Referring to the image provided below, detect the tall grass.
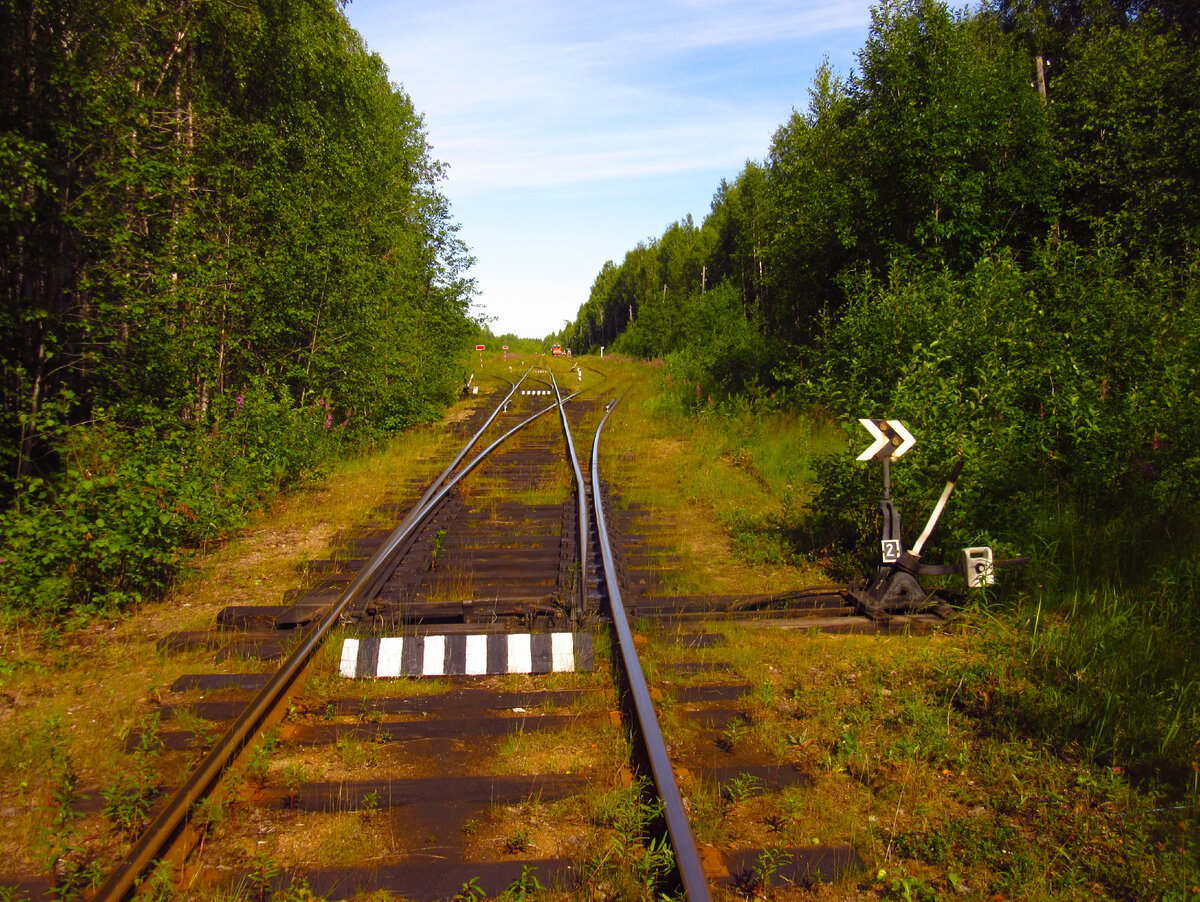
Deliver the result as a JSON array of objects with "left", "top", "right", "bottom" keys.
[
  {"left": 1045, "top": 588, "right": 1194, "bottom": 758},
  {"left": 960, "top": 572, "right": 1200, "bottom": 813}
]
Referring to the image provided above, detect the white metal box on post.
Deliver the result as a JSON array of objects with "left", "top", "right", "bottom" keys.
[{"left": 962, "top": 546, "right": 995, "bottom": 588}]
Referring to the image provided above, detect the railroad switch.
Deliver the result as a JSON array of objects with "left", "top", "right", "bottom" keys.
[
  {"left": 853, "top": 457, "right": 1003, "bottom": 620},
  {"left": 853, "top": 456, "right": 1031, "bottom": 620},
  {"left": 854, "top": 549, "right": 938, "bottom": 620}
]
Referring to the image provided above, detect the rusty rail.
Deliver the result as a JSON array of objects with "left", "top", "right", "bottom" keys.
[
  {"left": 551, "top": 369, "right": 590, "bottom": 623},
  {"left": 92, "top": 377, "right": 578, "bottom": 902},
  {"left": 590, "top": 396, "right": 713, "bottom": 902}
]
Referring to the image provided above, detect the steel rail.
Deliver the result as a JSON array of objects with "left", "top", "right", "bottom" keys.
[
  {"left": 336, "top": 384, "right": 584, "bottom": 608},
  {"left": 93, "top": 381, "right": 575, "bottom": 902},
  {"left": 399, "top": 369, "right": 533, "bottom": 534},
  {"left": 550, "top": 369, "right": 590, "bottom": 623},
  {"left": 590, "top": 397, "right": 713, "bottom": 902}
]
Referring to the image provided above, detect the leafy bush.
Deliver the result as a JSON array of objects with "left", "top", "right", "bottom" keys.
[
  {"left": 0, "top": 384, "right": 357, "bottom": 621},
  {"left": 798, "top": 242, "right": 1200, "bottom": 572},
  {"left": 644, "top": 283, "right": 771, "bottom": 413},
  {"left": 792, "top": 242, "right": 1200, "bottom": 790}
]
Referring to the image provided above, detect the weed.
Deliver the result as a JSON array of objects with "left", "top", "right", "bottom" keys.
[
  {"left": 187, "top": 717, "right": 219, "bottom": 760},
  {"left": 104, "top": 713, "right": 162, "bottom": 839},
  {"left": 452, "top": 877, "right": 486, "bottom": 902},
  {"left": 723, "top": 772, "right": 763, "bottom": 805},
  {"left": 281, "top": 763, "right": 307, "bottom": 810},
  {"left": 585, "top": 779, "right": 679, "bottom": 895},
  {"left": 247, "top": 849, "right": 280, "bottom": 902},
  {"left": 500, "top": 865, "right": 541, "bottom": 901},
  {"left": 718, "top": 715, "right": 750, "bottom": 752},
  {"left": 360, "top": 789, "right": 381, "bottom": 815},
  {"left": 356, "top": 700, "right": 384, "bottom": 724},
  {"left": 754, "top": 846, "right": 792, "bottom": 890},
  {"left": 244, "top": 730, "right": 280, "bottom": 791},
  {"left": 430, "top": 529, "right": 447, "bottom": 571},
  {"left": 751, "top": 680, "right": 778, "bottom": 707},
  {"left": 591, "top": 779, "right": 662, "bottom": 843},
  {"left": 272, "top": 876, "right": 324, "bottom": 902},
  {"left": 139, "top": 861, "right": 175, "bottom": 902},
  {"left": 637, "top": 834, "right": 676, "bottom": 895},
  {"left": 503, "top": 828, "right": 529, "bottom": 854},
  {"left": 192, "top": 792, "right": 228, "bottom": 836},
  {"left": 763, "top": 813, "right": 790, "bottom": 833},
  {"left": 335, "top": 734, "right": 380, "bottom": 769},
  {"left": 102, "top": 781, "right": 155, "bottom": 842},
  {"left": 734, "top": 846, "right": 793, "bottom": 899},
  {"left": 31, "top": 717, "right": 100, "bottom": 900},
  {"left": 497, "top": 728, "right": 527, "bottom": 761},
  {"left": 877, "top": 869, "right": 937, "bottom": 902}
]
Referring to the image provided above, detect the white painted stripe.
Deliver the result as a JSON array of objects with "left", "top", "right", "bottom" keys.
[
  {"left": 551, "top": 632, "right": 574, "bottom": 672},
  {"left": 508, "top": 633, "right": 532, "bottom": 673},
  {"left": 465, "top": 634, "right": 488, "bottom": 675},
  {"left": 423, "top": 635, "right": 446, "bottom": 676},
  {"left": 339, "top": 639, "right": 360, "bottom": 678},
  {"left": 341, "top": 633, "right": 593, "bottom": 677},
  {"left": 377, "top": 637, "right": 404, "bottom": 678}
]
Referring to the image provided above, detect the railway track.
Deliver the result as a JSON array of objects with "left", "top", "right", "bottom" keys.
[{"left": 7, "top": 360, "right": 966, "bottom": 901}]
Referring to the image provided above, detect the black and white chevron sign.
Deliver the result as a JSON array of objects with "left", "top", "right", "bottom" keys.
[{"left": 857, "top": 418, "right": 916, "bottom": 461}]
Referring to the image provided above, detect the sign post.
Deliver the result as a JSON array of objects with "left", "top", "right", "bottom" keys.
[
  {"left": 475, "top": 344, "right": 485, "bottom": 368},
  {"left": 857, "top": 419, "right": 915, "bottom": 564}
]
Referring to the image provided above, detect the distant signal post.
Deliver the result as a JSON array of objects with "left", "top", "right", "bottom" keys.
[{"left": 476, "top": 344, "right": 485, "bottom": 368}]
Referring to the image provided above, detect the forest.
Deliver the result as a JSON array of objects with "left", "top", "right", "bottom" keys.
[
  {"left": 0, "top": 0, "right": 477, "bottom": 619},
  {"left": 559, "top": 0, "right": 1199, "bottom": 572},
  {"left": 3, "top": 0, "right": 1197, "bottom": 653}
]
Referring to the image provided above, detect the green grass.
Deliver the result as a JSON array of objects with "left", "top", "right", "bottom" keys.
[{"left": 960, "top": 583, "right": 1200, "bottom": 800}]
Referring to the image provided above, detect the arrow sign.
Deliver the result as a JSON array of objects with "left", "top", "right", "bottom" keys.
[{"left": 857, "top": 419, "right": 917, "bottom": 461}]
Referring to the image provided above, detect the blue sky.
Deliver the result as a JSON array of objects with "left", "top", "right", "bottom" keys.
[{"left": 341, "top": 0, "right": 877, "bottom": 339}]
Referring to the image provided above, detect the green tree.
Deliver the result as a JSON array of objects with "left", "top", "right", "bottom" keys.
[
  {"left": 0, "top": 0, "right": 476, "bottom": 618},
  {"left": 1052, "top": 19, "right": 1200, "bottom": 256},
  {"left": 850, "top": 0, "right": 1056, "bottom": 267},
  {"left": 765, "top": 60, "right": 863, "bottom": 345}
]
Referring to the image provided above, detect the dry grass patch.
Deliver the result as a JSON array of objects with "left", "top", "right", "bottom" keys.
[
  {"left": 492, "top": 719, "right": 622, "bottom": 777},
  {"left": 0, "top": 407, "right": 478, "bottom": 881}
]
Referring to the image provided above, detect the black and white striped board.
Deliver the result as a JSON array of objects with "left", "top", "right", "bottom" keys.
[
  {"left": 339, "top": 633, "right": 594, "bottom": 679},
  {"left": 520, "top": 389, "right": 553, "bottom": 396}
]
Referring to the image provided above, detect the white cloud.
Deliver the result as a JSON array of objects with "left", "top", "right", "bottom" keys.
[{"left": 343, "top": 0, "right": 874, "bottom": 336}]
